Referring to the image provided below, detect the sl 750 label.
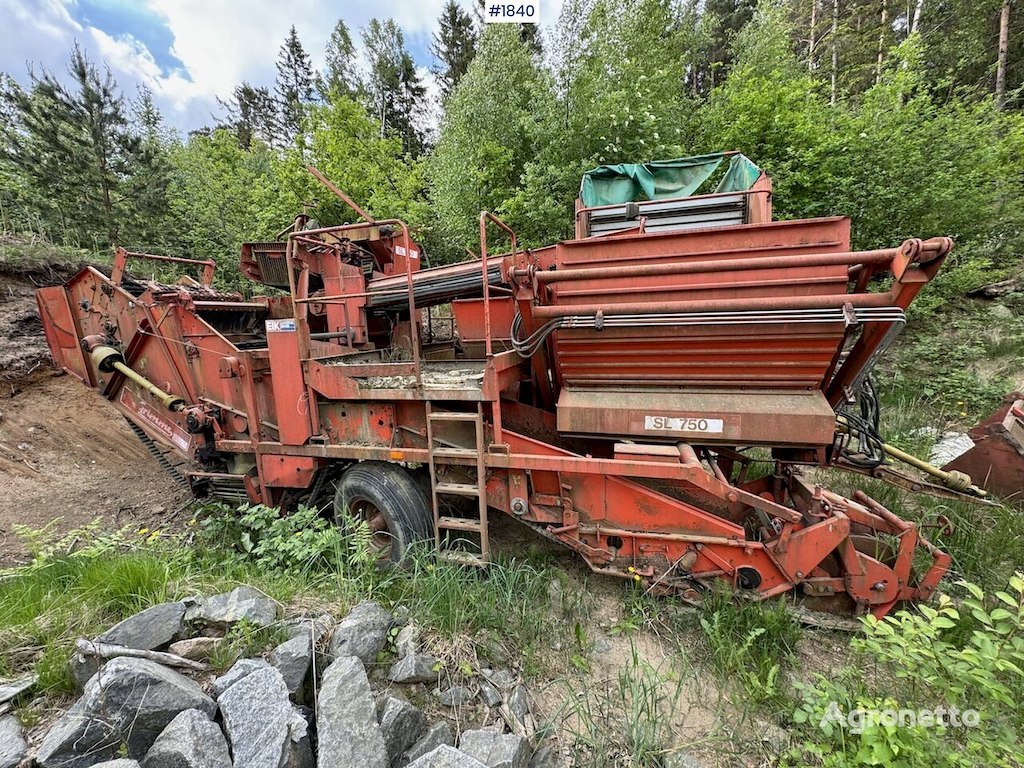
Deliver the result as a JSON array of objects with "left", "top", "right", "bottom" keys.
[{"left": 644, "top": 415, "right": 724, "bottom": 433}]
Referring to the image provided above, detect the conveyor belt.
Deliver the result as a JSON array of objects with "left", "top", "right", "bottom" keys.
[{"left": 366, "top": 256, "right": 505, "bottom": 311}]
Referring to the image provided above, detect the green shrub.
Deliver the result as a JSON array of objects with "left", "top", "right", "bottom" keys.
[
  {"left": 193, "top": 502, "right": 368, "bottom": 575},
  {"left": 786, "top": 575, "right": 1024, "bottom": 767}
]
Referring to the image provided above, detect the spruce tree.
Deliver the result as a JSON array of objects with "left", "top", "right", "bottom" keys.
[
  {"left": 3, "top": 45, "right": 141, "bottom": 247},
  {"left": 125, "top": 85, "right": 172, "bottom": 251},
  {"left": 432, "top": 0, "right": 478, "bottom": 101},
  {"left": 219, "top": 82, "right": 279, "bottom": 149},
  {"left": 275, "top": 25, "right": 314, "bottom": 142},
  {"left": 362, "top": 18, "right": 426, "bottom": 155},
  {"left": 321, "top": 19, "right": 360, "bottom": 99}
]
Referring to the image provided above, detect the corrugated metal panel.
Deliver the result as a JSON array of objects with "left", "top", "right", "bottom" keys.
[
  {"left": 548, "top": 218, "right": 853, "bottom": 390},
  {"left": 553, "top": 325, "right": 845, "bottom": 389},
  {"left": 587, "top": 194, "right": 748, "bottom": 236}
]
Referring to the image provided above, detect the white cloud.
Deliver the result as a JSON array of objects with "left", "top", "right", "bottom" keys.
[{"left": 0, "top": 0, "right": 564, "bottom": 131}]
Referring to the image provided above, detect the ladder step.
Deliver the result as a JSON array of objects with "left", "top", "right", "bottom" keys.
[
  {"left": 437, "top": 515, "right": 483, "bottom": 532},
  {"left": 429, "top": 411, "right": 480, "bottom": 422},
  {"left": 435, "top": 481, "right": 480, "bottom": 497},
  {"left": 432, "top": 447, "right": 479, "bottom": 459},
  {"left": 438, "top": 551, "right": 489, "bottom": 568}
]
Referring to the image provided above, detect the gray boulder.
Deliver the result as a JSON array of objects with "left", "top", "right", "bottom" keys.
[
  {"left": 283, "top": 615, "right": 332, "bottom": 645},
  {"left": 97, "top": 602, "right": 186, "bottom": 650},
  {"left": 328, "top": 601, "right": 395, "bottom": 666},
  {"left": 394, "top": 623, "right": 420, "bottom": 657},
  {"left": 438, "top": 686, "right": 473, "bottom": 707},
  {"left": 387, "top": 654, "right": 439, "bottom": 684},
  {"left": 36, "top": 658, "right": 216, "bottom": 768},
  {"left": 407, "top": 746, "right": 488, "bottom": 768},
  {"left": 377, "top": 696, "right": 427, "bottom": 765},
  {"left": 402, "top": 723, "right": 454, "bottom": 765},
  {"left": 458, "top": 728, "right": 530, "bottom": 768},
  {"left": 69, "top": 651, "right": 101, "bottom": 691},
  {"left": 0, "top": 675, "right": 36, "bottom": 705},
  {"left": 92, "top": 762, "right": 142, "bottom": 768},
  {"left": 316, "top": 656, "right": 387, "bottom": 768},
  {"left": 477, "top": 682, "right": 501, "bottom": 708},
  {"left": 527, "top": 746, "right": 558, "bottom": 768},
  {"left": 507, "top": 685, "right": 529, "bottom": 725},
  {"left": 268, "top": 633, "right": 313, "bottom": 701},
  {"left": 141, "top": 708, "right": 231, "bottom": 768},
  {"left": 186, "top": 586, "right": 278, "bottom": 628},
  {"left": 219, "top": 665, "right": 312, "bottom": 768},
  {"left": 0, "top": 715, "right": 27, "bottom": 768},
  {"left": 479, "top": 669, "right": 514, "bottom": 692},
  {"left": 663, "top": 753, "right": 708, "bottom": 768},
  {"left": 212, "top": 657, "right": 272, "bottom": 698}
]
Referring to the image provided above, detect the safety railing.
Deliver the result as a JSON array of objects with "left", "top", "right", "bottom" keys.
[
  {"left": 111, "top": 247, "right": 216, "bottom": 286},
  {"left": 289, "top": 220, "right": 420, "bottom": 385},
  {"left": 478, "top": 212, "right": 519, "bottom": 448}
]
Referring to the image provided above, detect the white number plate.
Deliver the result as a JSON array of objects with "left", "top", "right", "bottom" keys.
[{"left": 644, "top": 415, "right": 724, "bottom": 434}]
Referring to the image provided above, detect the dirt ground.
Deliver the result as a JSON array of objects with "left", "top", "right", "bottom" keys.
[{"left": 0, "top": 279, "right": 184, "bottom": 566}]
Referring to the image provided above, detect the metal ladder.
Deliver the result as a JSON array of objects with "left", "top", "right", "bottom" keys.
[{"left": 425, "top": 402, "right": 489, "bottom": 567}]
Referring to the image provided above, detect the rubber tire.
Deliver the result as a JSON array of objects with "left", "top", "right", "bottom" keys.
[{"left": 333, "top": 461, "right": 434, "bottom": 566}]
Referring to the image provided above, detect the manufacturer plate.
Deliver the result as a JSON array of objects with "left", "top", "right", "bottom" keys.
[
  {"left": 266, "top": 319, "right": 296, "bottom": 332},
  {"left": 644, "top": 415, "right": 725, "bottom": 434}
]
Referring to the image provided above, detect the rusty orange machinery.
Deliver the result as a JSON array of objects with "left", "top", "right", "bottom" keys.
[{"left": 36, "top": 170, "right": 957, "bottom": 619}]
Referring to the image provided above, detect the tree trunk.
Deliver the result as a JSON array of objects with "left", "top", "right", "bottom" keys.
[
  {"left": 876, "top": 0, "right": 888, "bottom": 83},
  {"left": 809, "top": 0, "right": 818, "bottom": 72},
  {"left": 831, "top": 0, "right": 840, "bottom": 105},
  {"left": 996, "top": 0, "right": 1011, "bottom": 108},
  {"left": 910, "top": 0, "right": 925, "bottom": 34}
]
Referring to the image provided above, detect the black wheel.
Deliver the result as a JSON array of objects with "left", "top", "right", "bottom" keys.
[{"left": 333, "top": 461, "right": 434, "bottom": 566}]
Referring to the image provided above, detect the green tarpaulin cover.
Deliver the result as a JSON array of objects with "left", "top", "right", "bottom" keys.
[{"left": 579, "top": 152, "right": 762, "bottom": 208}]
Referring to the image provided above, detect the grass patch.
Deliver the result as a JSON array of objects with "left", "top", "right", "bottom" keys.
[
  {"left": 0, "top": 549, "right": 176, "bottom": 693},
  {"left": 563, "top": 640, "right": 686, "bottom": 768},
  {"left": 877, "top": 300, "right": 1024, "bottom": 427},
  {"left": 696, "top": 587, "right": 802, "bottom": 707},
  {"left": 0, "top": 232, "right": 100, "bottom": 277}
]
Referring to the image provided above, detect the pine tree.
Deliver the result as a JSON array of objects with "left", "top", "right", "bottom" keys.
[
  {"left": 321, "top": 19, "right": 359, "bottom": 99},
  {"left": 219, "top": 82, "right": 279, "bottom": 149},
  {"left": 432, "top": 0, "right": 478, "bottom": 101},
  {"left": 275, "top": 25, "right": 314, "bottom": 142},
  {"left": 362, "top": 18, "right": 426, "bottom": 155},
  {"left": 2, "top": 45, "right": 142, "bottom": 247},
  {"left": 125, "top": 85, "right": 172, "bottom": 251}
]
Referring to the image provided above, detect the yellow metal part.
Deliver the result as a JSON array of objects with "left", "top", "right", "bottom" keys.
[
  {"left": 881, "top": 441, "right": 987, "bottom": 498},
  {"left": 836, "top": 416, "right": 987, "bottom": 498},
  {"left": 90, "top": 345, "right": 185, "bottom": 411}
]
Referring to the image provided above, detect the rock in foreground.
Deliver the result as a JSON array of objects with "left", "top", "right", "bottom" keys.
[
  {"left": 316, "top": 656, "right": 387, "bottom": 768},
  {"left": 141, "top": 708, "right": 231, "bottom": 768},
  {"left": 36, "top": 658, "right": 216, "bottom": 768},
  {"left": 407, "top": 745, "right": 488, "bottom": 768},
  {"left": 219, "top": 665, "right": 312, "bottom": 768},
  {"left": 328, "top": 601, "right": 395, "bottom": 666}
]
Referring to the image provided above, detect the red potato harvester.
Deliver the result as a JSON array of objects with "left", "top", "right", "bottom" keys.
[{"left": 37, "top": 153, "right": 991, "bottom": 620}]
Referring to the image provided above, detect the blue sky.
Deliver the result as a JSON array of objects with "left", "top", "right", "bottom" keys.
[{"left": 0, "top": 0, "right": 562, "bottom": 132}]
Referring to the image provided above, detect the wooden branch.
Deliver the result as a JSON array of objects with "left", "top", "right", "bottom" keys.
[{"left": 74, "top": 638, "right": 210, "bottom": 672}]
